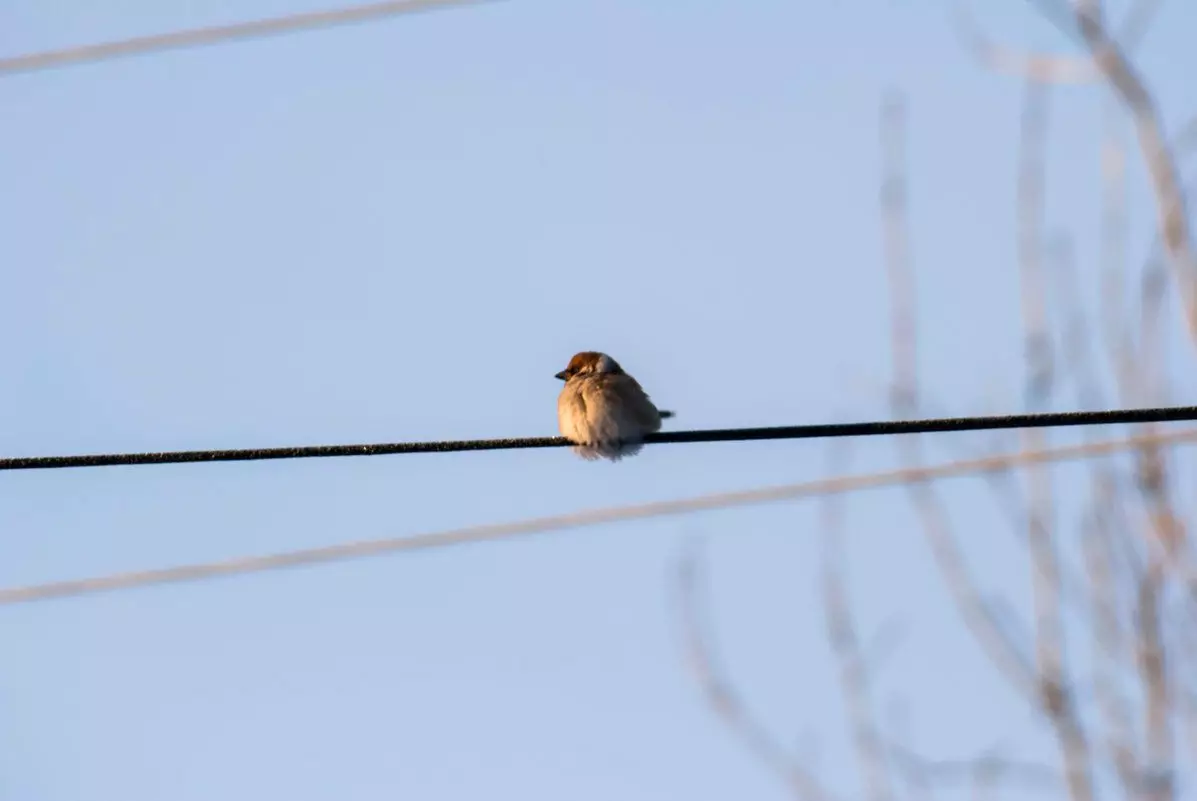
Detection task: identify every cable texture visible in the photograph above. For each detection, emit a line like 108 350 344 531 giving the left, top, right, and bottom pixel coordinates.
2 425 1195 606
2 405 1195 471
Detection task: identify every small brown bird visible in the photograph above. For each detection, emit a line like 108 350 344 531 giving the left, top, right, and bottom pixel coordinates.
555 351 674 461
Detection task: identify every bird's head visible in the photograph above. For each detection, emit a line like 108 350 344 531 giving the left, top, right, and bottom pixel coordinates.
555 351 623 381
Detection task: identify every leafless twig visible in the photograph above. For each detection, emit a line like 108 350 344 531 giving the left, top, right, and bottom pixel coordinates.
676 538 838 801
881 91 1039 700
820 445 896 801
951 0 1162 84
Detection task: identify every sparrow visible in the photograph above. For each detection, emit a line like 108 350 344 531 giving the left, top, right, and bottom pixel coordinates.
555 351 674 461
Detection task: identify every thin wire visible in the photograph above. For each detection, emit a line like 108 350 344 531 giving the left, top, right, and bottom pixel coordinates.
3 405 1196 472
0 0 490 76
3 425 1195 607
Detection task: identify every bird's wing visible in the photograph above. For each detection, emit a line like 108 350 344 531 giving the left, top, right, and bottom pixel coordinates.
604 374 663 433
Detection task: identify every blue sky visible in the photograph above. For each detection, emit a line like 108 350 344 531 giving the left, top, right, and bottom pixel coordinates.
3 1 1196 799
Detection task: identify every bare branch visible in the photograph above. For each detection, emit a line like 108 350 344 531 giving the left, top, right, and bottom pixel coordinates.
820 446 896 801
887 739 1062 794
1050 231 1109 412
1082 504 1142 795
1014 78 1095 801
880 91 1039 700
1068 2 1197 351
1096 102 1135 407
1136 563 1174 801
675 538 837 801
952 0 1163 83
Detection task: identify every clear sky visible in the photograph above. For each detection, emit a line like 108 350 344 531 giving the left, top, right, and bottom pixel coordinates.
3 1 1195 799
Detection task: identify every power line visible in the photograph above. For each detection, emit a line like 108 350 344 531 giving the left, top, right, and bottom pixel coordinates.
3 405 1196 472
0 0 490 76
2 425 1194 607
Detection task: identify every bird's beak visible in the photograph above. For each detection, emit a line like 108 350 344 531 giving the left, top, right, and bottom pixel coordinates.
554 371 568 381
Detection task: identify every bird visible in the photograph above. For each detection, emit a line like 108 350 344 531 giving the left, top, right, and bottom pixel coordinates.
555 351 674 461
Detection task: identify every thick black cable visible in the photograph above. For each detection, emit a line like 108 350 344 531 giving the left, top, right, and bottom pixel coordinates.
1 405 1195 472
7 426 1196 607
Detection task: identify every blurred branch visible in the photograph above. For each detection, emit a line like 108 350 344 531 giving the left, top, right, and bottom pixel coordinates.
679 8 1197 799
1050 231 1110 412
962 0 1197 348
820 446 896 801
1096 102 1135 410
676 538 837 801
1063 1 1197 350
1082 505 1141 795
1015 79 1095 801
952 0 1162 83
880 91 1039 700
1136 563 1174 801
887 739 1062 795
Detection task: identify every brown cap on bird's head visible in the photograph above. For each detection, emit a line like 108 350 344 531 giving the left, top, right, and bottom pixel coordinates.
555 351 623 381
